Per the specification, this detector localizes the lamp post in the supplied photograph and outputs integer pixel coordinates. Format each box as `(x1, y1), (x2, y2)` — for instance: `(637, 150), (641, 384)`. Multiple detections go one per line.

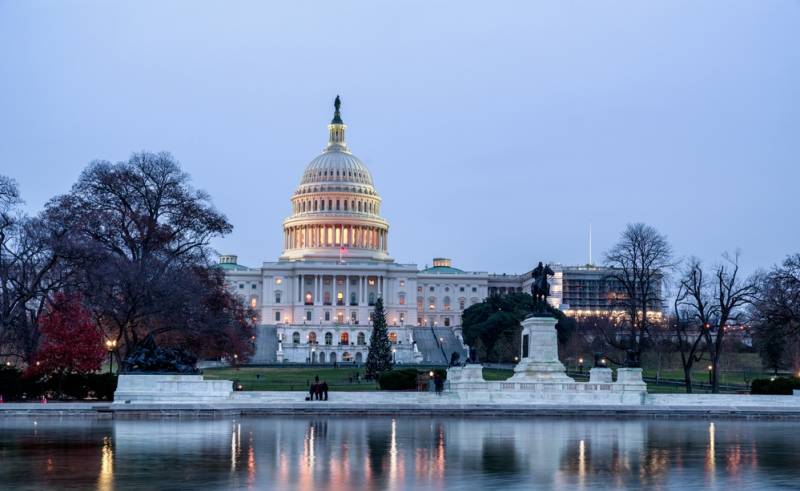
(578, 357), (584, 373)
(708, 364), (713, 385)
(105, 339), (117, 374)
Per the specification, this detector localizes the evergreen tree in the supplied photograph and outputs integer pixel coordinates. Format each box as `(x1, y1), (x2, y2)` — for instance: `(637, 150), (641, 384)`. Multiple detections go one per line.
(365, 297), (393, 379)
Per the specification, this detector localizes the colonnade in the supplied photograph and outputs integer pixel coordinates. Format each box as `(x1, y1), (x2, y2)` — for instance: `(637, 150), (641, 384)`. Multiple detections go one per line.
(295, 273), (387, 306)
(284, 224), (388, 251)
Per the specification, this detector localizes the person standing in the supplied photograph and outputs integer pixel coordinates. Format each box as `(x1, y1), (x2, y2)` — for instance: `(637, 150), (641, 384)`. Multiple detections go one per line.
(321, 381), (329, 401)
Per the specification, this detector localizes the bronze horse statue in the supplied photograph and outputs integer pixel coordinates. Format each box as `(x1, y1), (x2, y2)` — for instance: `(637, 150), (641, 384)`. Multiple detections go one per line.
(531, 261), (554, 303)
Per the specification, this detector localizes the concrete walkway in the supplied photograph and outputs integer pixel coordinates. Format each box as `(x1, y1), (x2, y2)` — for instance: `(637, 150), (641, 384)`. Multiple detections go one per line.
(3, 392), (800, 419)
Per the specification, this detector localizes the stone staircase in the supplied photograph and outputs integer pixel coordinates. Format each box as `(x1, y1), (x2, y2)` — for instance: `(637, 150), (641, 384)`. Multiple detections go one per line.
(413, 327), (467, 365)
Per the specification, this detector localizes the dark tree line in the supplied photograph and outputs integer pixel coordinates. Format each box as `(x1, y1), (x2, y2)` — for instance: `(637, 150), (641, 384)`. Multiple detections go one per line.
(1, 152), (255, 374)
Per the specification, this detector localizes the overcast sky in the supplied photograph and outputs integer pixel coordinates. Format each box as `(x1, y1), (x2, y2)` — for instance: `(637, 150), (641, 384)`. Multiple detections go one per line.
(1, 1), (798, 275)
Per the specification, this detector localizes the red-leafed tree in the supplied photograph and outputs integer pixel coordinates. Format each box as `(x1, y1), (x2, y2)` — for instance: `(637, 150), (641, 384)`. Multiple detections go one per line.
(31, 292), (105, 376)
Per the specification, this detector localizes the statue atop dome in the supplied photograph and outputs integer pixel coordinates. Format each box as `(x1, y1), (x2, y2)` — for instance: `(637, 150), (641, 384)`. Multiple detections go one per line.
(332, 95), (343, 124)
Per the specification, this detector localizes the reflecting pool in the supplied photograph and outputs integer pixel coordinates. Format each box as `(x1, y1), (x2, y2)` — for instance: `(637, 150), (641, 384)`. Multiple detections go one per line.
(1, 416), (799, 490)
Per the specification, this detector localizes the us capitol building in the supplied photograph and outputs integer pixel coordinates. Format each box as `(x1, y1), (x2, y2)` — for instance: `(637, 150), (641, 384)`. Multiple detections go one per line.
(219, 98), (647, 365)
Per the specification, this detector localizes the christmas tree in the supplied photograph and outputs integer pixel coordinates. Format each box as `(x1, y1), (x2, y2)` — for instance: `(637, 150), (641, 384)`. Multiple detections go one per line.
(365, 297), (393, 379)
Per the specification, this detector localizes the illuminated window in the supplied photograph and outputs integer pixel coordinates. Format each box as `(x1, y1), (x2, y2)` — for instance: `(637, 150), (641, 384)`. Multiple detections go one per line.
(305, 292), (313, 305)
(368, 278), (375, 286)
(308, 332), (317, 344)
(417, 297), (423, 309)
(399, 312), (405, 324)
(250, 297), (257, 308)
(400, 280), (406, 288)
(443, 296), (451, 311)
(399, 293), (405, 305)
(337, 291), (344, 305)
(389, 332), (398, 343)
(428, 297), (436, 311)
(275, 278), (283, 285)
(340, 332), (349, 344)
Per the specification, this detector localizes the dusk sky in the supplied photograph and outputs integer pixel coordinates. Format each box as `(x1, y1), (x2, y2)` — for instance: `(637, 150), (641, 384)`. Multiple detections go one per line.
(1, 1), (798, 276)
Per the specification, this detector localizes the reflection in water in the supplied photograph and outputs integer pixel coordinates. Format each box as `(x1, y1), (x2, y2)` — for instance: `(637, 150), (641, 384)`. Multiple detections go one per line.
(1, 416), (800, 490)
(97, 435), (113, 491)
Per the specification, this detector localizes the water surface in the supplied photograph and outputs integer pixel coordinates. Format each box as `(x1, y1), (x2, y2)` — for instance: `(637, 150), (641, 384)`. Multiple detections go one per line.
(1, 416), (799, 490)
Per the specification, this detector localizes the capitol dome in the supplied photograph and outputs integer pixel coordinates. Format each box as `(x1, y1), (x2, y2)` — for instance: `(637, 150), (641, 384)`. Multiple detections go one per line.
(281, 97), (391, 263)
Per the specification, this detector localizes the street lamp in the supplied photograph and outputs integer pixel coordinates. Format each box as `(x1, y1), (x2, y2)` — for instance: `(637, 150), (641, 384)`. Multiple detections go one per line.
(578, 358), (584, 373)
(105, 339), (117, 374)
(708, 364), (713, 384)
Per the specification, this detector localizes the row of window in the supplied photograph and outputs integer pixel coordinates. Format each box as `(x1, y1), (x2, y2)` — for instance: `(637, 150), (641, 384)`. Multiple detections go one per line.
(419, 285), (478, 293)
(294, 198), (378, 214)
(275, 310), (407, 325)
(290, 331), (400, 345)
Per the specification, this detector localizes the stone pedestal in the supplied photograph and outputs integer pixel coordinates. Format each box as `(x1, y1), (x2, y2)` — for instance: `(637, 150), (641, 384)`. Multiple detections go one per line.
(510, 316), (573, 383)
(114, 374), (233, 403)
(616, 368), (646, 388)
(589, 367), (613, 383)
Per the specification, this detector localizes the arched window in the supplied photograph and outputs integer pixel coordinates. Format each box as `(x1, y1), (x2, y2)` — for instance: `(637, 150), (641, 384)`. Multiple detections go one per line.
(355, 352), (363, 363)
(443, 296), (451, 311)
(318, 352), (325, 363)
(388, 332), (398, 343)
(357, 332), (366, 345)
(329, 352), (337, 363)
(325, 332), (333, 345)
(308, 332), (317, 344)
(340, 332), (349, 345)
(292, 332), (300, 344)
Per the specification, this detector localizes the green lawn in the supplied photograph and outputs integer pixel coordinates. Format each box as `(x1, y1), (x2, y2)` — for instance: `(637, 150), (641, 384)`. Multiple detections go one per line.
(205, 360), (768, 393)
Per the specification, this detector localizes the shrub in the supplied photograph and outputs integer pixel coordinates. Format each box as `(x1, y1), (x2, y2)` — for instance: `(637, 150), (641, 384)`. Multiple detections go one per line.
(750, 377), (800, 395)
(0, 367), (44, 400)
(378, 369), (420, 390)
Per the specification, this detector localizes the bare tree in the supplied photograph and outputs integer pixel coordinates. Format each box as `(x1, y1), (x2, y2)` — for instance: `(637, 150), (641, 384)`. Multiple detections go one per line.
(0, 176), (68, 362)
(673, 258), (712, 393)
(44, 152), (251, 363)
(705, 253), (756, 392)
(601, 223), (672, 366)
(751, 253), (800, 374)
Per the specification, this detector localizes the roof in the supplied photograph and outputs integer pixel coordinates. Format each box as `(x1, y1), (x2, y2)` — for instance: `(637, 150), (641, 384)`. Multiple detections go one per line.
(420, 265), (466, 274)
(213, 262), (251, 271)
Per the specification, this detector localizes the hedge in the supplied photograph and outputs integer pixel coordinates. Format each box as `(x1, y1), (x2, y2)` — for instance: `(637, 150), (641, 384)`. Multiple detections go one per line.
(377, 368), (447, 391)
(750, 377), (800, 395)
(0, 368), (117, 401)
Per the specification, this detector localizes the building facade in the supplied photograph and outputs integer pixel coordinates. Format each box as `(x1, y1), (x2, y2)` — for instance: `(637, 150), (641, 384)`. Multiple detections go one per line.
(220, 98), (662, 365)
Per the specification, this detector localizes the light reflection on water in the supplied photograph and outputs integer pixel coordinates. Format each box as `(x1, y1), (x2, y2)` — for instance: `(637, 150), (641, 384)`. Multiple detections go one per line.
(0, 416), (799, 490)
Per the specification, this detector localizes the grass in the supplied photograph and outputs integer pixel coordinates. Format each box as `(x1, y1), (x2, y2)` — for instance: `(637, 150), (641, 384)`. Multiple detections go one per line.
(206, 354), (772, 394)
